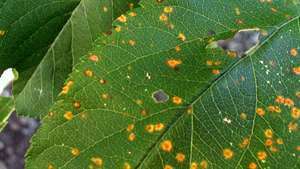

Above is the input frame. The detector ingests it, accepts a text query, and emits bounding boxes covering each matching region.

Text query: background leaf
[0,0,138,117]
[26,0,300,169]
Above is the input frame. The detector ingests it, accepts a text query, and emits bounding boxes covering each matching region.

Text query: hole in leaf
[152,89,169,103]
[207,29,261,57]
[217,29,261,57]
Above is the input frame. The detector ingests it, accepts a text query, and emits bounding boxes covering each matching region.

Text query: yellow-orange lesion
[160,140,173,152]
[223,148,234,160]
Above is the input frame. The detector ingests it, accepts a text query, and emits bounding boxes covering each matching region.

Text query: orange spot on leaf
[166,59,182,69]
[223,148,234,159]
[64,111,74,121]
[160,140,173,152]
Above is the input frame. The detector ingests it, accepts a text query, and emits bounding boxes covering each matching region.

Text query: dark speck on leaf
[208,30,216,36]
[152,89,169,103]
[104,31,112,36]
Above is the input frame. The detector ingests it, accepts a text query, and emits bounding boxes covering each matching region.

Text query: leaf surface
[26,0,300,169]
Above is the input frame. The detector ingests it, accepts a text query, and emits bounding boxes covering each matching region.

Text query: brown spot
[102,6,108,12]
[268,105,281,113]
[129,12,137,17]
[290,48,298,57]
[175,152,185,162]
[284,98,294,107]
[212,69,220,75]
[167,23,175,29]
[154,123,165,131]
[187,106,193,114]
[61,80,74,95]
[271,7,278,13]
[128,3,134,9]
[291,107,300,119]
[239,137,249,148]
[240,112,247,120]
[84,69,93,77]
[48,164,54,169]
[191,162,198,169]
[164,165,173,169]
[206,60,213,66]
[276,138,284,145]
[73,101,81,109]
[172,96,183,105]
[159,13,168,21]
[296,91,300,98]
[275,96,285,104]
[99,79,107,84]
[200,160,208,169]
[175,45,181,52]
[0,30,5,37]
[264,129,273,138]
[123,162,131,169]
[128,133,136,141]
[64,111,74,121]
[140,109,147,116]
[101,93,110,100]
[166,59,182,69]
[91,156,103,166]
[71,147,80,156]
[288,122,298,132]
[178,33,186,41]
[89,55,99,62]
[270,146,278,153]
[48,112,55,117]
[115,26,122,32]
[128,40,136,46]
[145,124,155,133]
[164,6,173,13]
[117,15,127,23]
[127,124,134,132]
[235,19,244,25]
[160,140,173,152]
[257,151,267,160]
[265,139,273,147]
[292,66,300,75]
[248,162,257,169]
[214,60,222,66]
[223,148,234,159]
[227,51,237,58]
[79,112,87,120]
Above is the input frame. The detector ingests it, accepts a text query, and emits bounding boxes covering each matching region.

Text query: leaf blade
[26,1,300,168]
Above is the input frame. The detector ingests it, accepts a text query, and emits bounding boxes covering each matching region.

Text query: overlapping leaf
[0,0,138,117]
[0,97,14,130]
[26,0,300,169]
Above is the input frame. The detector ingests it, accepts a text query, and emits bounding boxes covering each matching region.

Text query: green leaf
[0,0,138,117]
[0,0,80,92]
[0,97,14,131]
[26,0,300,169]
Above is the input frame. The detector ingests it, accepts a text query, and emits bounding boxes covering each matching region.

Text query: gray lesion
[152,89,169,103]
